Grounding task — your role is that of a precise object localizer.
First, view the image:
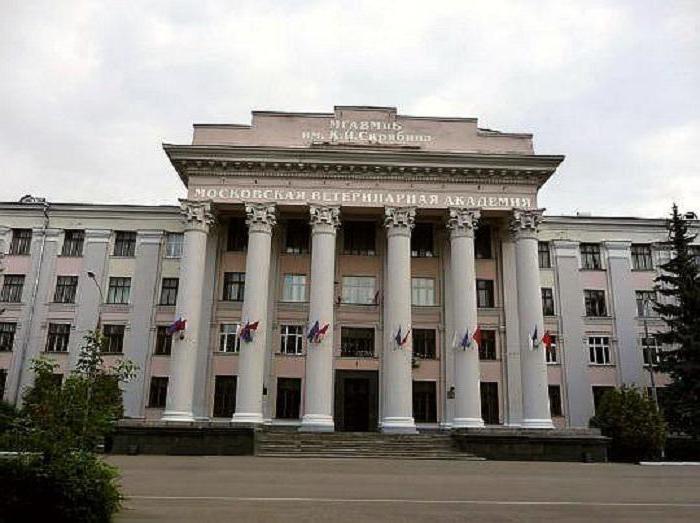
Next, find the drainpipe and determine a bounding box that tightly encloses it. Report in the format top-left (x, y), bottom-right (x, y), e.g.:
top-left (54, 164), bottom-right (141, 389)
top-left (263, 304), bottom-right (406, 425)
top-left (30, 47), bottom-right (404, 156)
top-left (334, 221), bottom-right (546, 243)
top-left (12, 199), bottom-right (50, 404)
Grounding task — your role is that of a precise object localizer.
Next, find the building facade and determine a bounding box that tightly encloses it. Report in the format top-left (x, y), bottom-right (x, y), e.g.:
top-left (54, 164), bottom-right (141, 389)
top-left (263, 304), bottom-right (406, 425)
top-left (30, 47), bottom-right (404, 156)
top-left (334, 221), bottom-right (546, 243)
top-left (0, 106), bottom-right (696, 432)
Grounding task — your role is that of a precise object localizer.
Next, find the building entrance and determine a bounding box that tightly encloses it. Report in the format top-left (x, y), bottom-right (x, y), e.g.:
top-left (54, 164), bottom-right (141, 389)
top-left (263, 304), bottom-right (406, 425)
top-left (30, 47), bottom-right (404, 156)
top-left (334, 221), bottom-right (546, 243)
top-left (334, 370), bottom-right (378, 432)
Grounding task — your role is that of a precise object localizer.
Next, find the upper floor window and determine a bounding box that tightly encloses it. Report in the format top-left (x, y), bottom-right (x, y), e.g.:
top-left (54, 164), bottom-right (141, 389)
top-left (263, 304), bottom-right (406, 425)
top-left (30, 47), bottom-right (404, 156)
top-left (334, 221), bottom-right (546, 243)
top-left (642, 337), bottom-right (661, 367)
top-left (341, 276), bottom-right (376, 305)
top-left (102, 324), bottom-right (125, 354)
top-left (0, 275), bottom-right (25, 303)
top-left (9, 229), bottom-right (32, 255)
top-left (541, 288), bottom-right (555, 316)
top-left (159, 278), bottom-right (179, 306)
top-left (219, 323), bottom-right (241, 353)
top-left (165, 233), bottom-right (184, 258)
top-left (474, 225), bottom-right (492, 259)
top-left (226, 218), bottom-right (248, 252)
top-left (280, 324), bottom-right (304, 355)
top-left (545, 334), bottom-right (558, 364)
top-left (282, 274), bottom-right (307, 302)
top-left (631, 244), bottom-right (653, 271)
top-left (584, 289), bottom-right (607, 317)
top-left (107, 277), bottom-right (131, 304)
top-left (413, 329), bottom-right (436, 359)
top-left (478, 330), bottom-right (497, 360)
top-left (580, 243), bottom-right (602, 270)
top-left (53, 276), bottom-right (78, 304)
top-left (340, 327), bottom-right (375, 357)
top-left (45, 323), bottom-right (71, 353)
top-left (285, 220), bottom-right (309, 254)
top-left (61, 230), bottom-right (84, 257)
top-left (342, 222), bottom-right (375, 255)
top-left (411, 277), bottom-right (436, 306)
top-left (154, 326), bottom-right (172, 355)
top-left (222, 272), bottom-right (245, 301)
top-left (476, 279), bottom-right (494, 308)
top-left (588, 336), bottom-right (611, 365)
top-left (113, 231), bottom-right (136, 257)
top-left (635, 290), bottom-right (657, 317)
top-left (0, 322), bottom-right (17, 352)
top-left (538, 241), bottom-right (551, 268)
top-left (411, 223), bottom-right (434, 257)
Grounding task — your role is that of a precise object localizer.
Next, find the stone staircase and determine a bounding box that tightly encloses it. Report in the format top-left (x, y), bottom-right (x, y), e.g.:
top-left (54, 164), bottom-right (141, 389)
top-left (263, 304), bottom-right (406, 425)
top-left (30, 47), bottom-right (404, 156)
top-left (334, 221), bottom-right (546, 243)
top-left (255, 429), bottom-right (484, 460)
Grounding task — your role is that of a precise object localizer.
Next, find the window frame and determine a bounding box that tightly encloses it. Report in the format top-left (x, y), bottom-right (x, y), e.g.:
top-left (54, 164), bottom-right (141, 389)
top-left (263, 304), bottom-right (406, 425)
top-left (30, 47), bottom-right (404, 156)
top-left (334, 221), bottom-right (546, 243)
top-left (538, 241), bottom-right (552, 268)
top-left (411, 223), bottom-right (434, 258)
top-left (474, 225), bottom-right (493, 260)
top-left (548, 385), bottom-right (563, 417)
top-left (412, 329), bottom-right (436, 359)
top-left (155, 326), bottom-right (173, 355)
top-left (341, 276), bottom-right (376, 305)
top-left (588, 336), bottom-right (611, 365)
top-left (9, 229), bottom-right (32, 255)
top-left (284, 220), bottom-right (310, 254)
top-left (159, 278), bottom-right (179, 306)
top-left (340, 327), bottom-right (375, 357)
top-left (342, 222), bottom-right (376, 255)
top-left (0, 322), bottom-right (17, 352)
top-left (541, 287), bottom-right (555, 316)
top-left (222, 272), bottom-right (245, 302)
top-left (0, 274), bottom-right (25, 303)
top-left (148, 377), bottom-right (169, 408)
top-left (635, 290), bottom-right (657, 317)
top-left (280, 324), bottom-right (304, 355)
top-left (53, 275), bottom-right (78, 304)
top-left (631, 244), bottom-right (653, 271)
top-left (107, 277), bottom-right (131, 305)
top-left (219, 323), bottom-right (241, 353)
top-left (102, 324), bottom-right (125, 354)
top-left (61, 230), bottom-right (85, 257)
top-left (478, 329), bottom-right (497, 360)
top-left (165, 232), bottom-right (184, 258)
top-left (476, 279), bottom-right (495, 308)
top-left (281, 274), bottom-right (307, 303)
top-left (580, 243), bottom-right (602, 270)
top-left (45, 323), bottom-right (71, 353)
top-left (113, 231), bottom-right (137, 257)
top-left (226, 218), bottom-right (248, 252)
top-left (584, 289), bottom-right (607, 317)
top-left (411, 277), bottom-right (436, 306)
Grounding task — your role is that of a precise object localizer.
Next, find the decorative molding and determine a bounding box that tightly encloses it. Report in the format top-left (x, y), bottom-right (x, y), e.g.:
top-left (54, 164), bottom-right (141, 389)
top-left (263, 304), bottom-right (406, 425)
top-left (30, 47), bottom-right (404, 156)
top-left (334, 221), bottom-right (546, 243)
top-left (180, 199), bottom-right (215, 233)
top-left (309, 205), bottom-right (341, 230)
top-left (245, 203), bottom-right (277, 233)
top-left (510, 208), bottom-right (544, 240)
top-left (446, 207), bottom-right (480, 238)
top-left (384, 207), bottom-right (416, 234)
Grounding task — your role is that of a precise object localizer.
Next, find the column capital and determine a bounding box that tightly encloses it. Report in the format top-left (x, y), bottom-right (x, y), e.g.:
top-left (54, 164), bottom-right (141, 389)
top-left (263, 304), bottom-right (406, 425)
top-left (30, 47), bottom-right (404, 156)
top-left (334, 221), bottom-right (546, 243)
top-left (245, 202), bottom-right (277, 234)
top-left (309, 205), bottom-right (340, 234)
top-left (180, 199), bottom-right (215, 233)
top-left (509, 208), bottom-right (544, 241)
top-left (447, 207), bottom-right (480, 238)
top-left (384, 207), bottom-right (415, 237)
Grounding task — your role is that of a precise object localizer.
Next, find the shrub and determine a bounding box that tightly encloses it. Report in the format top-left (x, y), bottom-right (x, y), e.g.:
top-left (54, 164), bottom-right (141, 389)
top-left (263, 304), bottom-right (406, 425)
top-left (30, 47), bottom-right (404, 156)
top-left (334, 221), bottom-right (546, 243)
top-left (590, 386), bottom-right (666, 462)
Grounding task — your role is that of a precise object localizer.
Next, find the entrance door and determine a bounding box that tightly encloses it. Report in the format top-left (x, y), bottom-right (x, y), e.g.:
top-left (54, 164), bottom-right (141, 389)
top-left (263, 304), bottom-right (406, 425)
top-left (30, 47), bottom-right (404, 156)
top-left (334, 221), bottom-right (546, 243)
top-left (480, 382), bottom-right (500, 425)
top-left (334, 370), bottom-right (378, 432)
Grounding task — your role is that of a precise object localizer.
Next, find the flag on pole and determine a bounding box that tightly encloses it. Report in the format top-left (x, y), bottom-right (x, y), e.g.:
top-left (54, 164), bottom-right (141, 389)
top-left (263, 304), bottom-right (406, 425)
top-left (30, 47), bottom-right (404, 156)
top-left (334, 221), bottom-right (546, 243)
top-left (239, 320), bottom-right (259, 343)
top-left (316, 323), bottom-right (329, 341)
top-left (395, 326), bottom-right (410, 347)
top-left (166, 317), bottom-right (186, 336)
top-left (471, 326), bottom-right (482, 349)
top-left (306, 321), bottom-right (320, 342)
top-left (458, 330), bottom-right (470, 350)
top-left (529, 325), bottom-right (539, 350)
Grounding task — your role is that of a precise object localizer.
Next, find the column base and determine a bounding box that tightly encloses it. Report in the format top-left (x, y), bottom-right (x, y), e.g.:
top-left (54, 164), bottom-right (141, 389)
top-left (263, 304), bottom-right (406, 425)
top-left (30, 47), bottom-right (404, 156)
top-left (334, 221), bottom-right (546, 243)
top-left (231, 412), bottom-right (264, 425)
top-left (452, 417), bottom-right (485, 428)
top-left (161, 410), bottom-right (195, 422)
top-left (299, 414), bottom-right (335, 432)
top-left (380, 417), bottom-right (418, 434)
top-left (522, 418), bottom-right (555, 429)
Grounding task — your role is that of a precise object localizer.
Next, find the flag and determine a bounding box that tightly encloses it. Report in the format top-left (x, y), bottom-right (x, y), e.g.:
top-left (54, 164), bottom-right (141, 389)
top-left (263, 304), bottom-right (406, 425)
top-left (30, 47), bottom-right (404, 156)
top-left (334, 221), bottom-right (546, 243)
top-left (401, 328), bottom-right (411, 346)
top-left (306, 320), bottom-right (320, 342)
top-left (316, 323), bottom-right (329, 341)
top-left (542, 330), bottom-right (554, 351)
top-left (459, 330), bottom-right (470, 350)
top-left (394, 326), bottom-right (403, 346)
top-left (471, 326), bottom-right (482, 349)
top-left (529, 325), bottom-right (539, 350)
top-left (394, 326), bottom-right (410, 347)
top-left (166, 317), bottom-right (186, 336)
top-left (239, 320), bottom-right (259, 343)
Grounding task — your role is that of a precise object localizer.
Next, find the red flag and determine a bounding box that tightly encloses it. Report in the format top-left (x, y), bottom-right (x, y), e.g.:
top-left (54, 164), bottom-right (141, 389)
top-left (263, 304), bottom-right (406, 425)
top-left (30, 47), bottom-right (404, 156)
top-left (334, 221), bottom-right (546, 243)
top-left (472, 326), bottom-right (482, 347)
top-left (248, 321), bottom-right (259, 331)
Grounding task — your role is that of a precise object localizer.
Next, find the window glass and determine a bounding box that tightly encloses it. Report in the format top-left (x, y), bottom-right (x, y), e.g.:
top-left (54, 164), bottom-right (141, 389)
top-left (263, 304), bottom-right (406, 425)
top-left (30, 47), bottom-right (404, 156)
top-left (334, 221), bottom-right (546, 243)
top-left (107, 277), bottom-right (131, 304)
top-left (588, 336), bottom-right (611, 365)
top-left (219, 323), bottom-right (241, 353)
top-left (411, 278), bottom-right (435, 306)
top-left (341, 276), bottom-right (376, 304)
top-left (476, 279), bottom-right (494, 308)
top-left (280, 325), bottom-right (304, 355)
top-left (282, 274), bottom-right (307, 302)
top-left (342, 222), bottom-right (376, 255)
top-left (165, 233), bottom-right (184, 258)
top-left (411, 224), bottom-right (434, 257)
top-left (340, 327), bottom-right (375, 357)
top-left (223, 272), bottom-right (245, 301)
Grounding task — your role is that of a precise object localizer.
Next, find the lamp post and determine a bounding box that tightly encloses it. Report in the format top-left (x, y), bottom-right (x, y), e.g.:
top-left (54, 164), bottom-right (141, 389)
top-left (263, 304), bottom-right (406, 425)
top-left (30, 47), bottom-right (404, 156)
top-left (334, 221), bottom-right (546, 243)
top-left (87, 271), bottom-right (103, 332)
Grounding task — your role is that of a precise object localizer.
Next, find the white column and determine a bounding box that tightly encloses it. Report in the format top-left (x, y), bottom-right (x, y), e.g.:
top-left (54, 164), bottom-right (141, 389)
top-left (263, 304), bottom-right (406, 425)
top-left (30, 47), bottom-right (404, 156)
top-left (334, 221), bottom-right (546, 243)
top-left (381, 207), bottom-right (417, 434)
top-left (232, 203), bottom-right (277, 425)
top-left (162, 200), bottom-right (214, 422)
top-left (447, 208), bottom-right (484, 428)
top-left (300, 205), bottom-right (340, 432)
top-left (511, 209), bottom-right (554, 429)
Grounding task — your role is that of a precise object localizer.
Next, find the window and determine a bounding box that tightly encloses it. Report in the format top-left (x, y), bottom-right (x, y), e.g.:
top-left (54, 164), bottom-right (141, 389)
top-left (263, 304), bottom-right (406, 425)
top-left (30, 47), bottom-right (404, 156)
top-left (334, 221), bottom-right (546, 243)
top-left (541, 288), bottom-right (555, 316)
top-left (413, 381), bottom-right (437, 423)
top-left (580, 243), bottom-right (602, 270)
top-left (474, 225), bottom-right (492, 259)
top-left (548, 385), bottom-right (563, 417)
top-left (0, 323), bottom-right (17, 352)
top-left (285, 220), bottom-right (309, 254)
top-left (61, 230), bottom-right (84, 256)
top-left (113, 231), bottom-right (136, 257)
top-left (53, 276), bottom-right (78, 304)
top-left (282, 274), bottom-right (307, 302)
top-left (545, 335), bottom-right (558, 364)
top-left (9, 229), bottom-right (32, 255)
top-left (0, 275), bottom-right (25, 303)
top-left (213, 376), bottom-right (237, 417)
top-left (413, 329), bottom-right (436, 359)
top-left (538, 241), bottom-right (551, 268)
top-left (280, 325), bottom-right (304, 355)
top-left (159, 278), bottom-right (179, 306)
top-left (411, 278), bottom-right (435, 306)
top-left (631, 244), bottom-right (653, 271)
top-left (476, 279), bottom-right (494, 308)
top-left (478, 330), bottom-right (497, 360)
top-left (480, 382), bottom-right (500, 425)
top-left (155, 326), bottom-right (172, 355)
top-left (584, 290), bottom-right (607, 317)
top-left (148, 377), bottom-right (169, 408)
top-left (107, 277), bottom-right (131, 304)
top-left (342, 222), bottom-right (376, 255)
top-left (340, 327), bottom-right (375, 357)
top-left (0, 369), bottom-right (6, 398)
top-left (276, 377), bottom-right (301, 419)
top-left (341, 276), bottom-right (376, 304)
top-left (636, 290), bottom-right (656, 317)
top-left (692, 246), bottom-right (700, 269)
top-left (226, 218), bottom-right (248, 251)
top-left (222, 272), bottom-right (245, 301)
top-left (588, 336), bottom-right (611, 365)
top-left (165, 233), bottom-right (184, 258)
top-left (102, 324), bottom-right (125, 354)
top-left (592, 386), bottom-right (615, 414)
top-left (45, 323), bottom-right (70, 353)
top-left (219, 324), bottom-right (240, 353)
top-left (642, 337), bottom-right (661, 367)
top-left (411, 223), bottom-right (434, 257)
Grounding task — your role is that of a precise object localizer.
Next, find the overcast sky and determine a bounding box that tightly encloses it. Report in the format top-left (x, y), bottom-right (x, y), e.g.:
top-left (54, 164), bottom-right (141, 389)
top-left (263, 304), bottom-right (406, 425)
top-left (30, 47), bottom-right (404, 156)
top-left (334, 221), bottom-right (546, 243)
top-left (1, 0), bottom-right (698, 218)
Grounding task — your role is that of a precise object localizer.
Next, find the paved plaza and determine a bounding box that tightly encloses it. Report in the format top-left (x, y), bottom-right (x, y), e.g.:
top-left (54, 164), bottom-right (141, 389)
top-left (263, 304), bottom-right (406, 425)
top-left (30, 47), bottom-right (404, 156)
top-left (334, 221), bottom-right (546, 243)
top-left (109, 456), bottom-right (700, 522)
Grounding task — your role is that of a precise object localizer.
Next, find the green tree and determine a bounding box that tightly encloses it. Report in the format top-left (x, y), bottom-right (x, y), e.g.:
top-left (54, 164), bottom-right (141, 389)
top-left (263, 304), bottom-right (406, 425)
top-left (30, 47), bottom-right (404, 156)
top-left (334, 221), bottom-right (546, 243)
top-left (590, 386), bottom-right (666, 461)
top-left (654, 204), bottom-right (700, 438)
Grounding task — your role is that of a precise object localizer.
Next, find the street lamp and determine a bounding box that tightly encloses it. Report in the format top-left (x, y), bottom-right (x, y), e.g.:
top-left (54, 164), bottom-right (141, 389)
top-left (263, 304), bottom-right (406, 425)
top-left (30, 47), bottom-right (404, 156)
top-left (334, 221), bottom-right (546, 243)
top-left (87, 271), bottom-right (104, 332)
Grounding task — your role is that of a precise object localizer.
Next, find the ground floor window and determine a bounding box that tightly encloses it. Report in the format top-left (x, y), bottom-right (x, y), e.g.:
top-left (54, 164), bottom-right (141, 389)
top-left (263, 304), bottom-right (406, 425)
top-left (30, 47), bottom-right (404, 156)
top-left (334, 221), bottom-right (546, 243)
top-left (213, 375), bottom-right (237, 418)
top-left (548, 385), bottom-right (563, 417)
top-left (412, 381), bottom-right (437, 423)
top-left (480, 382), bottom-right (500, 425)
top-left (276, 377), bottom-right (301, 419)
top-left (148, 377), bottom-right (168, 408)
top-left (592, 385), bottom-right (615, 414)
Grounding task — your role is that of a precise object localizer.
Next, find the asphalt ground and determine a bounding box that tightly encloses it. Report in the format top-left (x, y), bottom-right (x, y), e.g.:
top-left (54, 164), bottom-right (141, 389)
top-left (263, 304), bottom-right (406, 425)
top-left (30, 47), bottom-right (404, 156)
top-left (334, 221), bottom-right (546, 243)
top-left (108, 456), bottom-right (700, 522)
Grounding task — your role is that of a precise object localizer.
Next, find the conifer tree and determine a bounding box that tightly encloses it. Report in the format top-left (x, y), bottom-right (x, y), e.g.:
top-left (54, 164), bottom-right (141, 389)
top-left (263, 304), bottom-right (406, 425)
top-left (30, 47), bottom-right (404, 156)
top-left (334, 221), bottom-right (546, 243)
top-left (654, 204), bottom-right (700, 438)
